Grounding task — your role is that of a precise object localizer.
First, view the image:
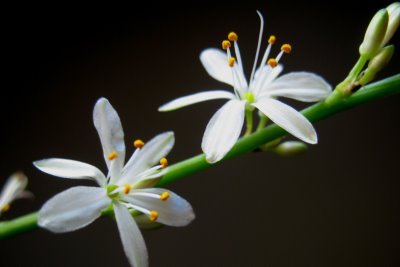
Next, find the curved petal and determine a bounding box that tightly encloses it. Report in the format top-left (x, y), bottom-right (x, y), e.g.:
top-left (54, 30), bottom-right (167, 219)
top-left (119, 132), bottom-right (174, 185)
top-left (201, 99), bottom-right (246, 163)
top-left (200, 48), bottom-right (234, 86)
top-left (33, 158), bottom-right (106, 187)
top-left (253, 98), bottom-right (317, 144)
top-left (114, 202), bottom-right (148, 267)
top-left (123, 188), bottom-right (195, 227)
top-left (260, 72), bottom-right (332, 102)
top-left (93, 98), bottom-right (125, 182)
top-left (38, 186), bottom-right (110, 233)
top-left (0, 172), bottom-right (28, 212)
top-left (158, 90), bottom-right (235, 112)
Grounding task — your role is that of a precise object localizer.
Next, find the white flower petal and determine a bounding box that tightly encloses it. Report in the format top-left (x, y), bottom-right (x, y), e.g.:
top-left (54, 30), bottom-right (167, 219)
top-left (252, 64), bottom-right (284, 96)
top-left (200, 48), bottom-right (234, 86)
top-left (119, 132), bottom-right (174, 185)
top-left (114, 202), bottom-right (148, 267)
top-left (93, 98), bottom-right (125, 182)
top-left (0, 172), bottom-right (28, 212)
top-left (201, 99), bottom-right (246, 163)
top-left (260, 72), bottom-right (332, 102)
top-left (38, 186), bottom-right (110, 233)
top-left (34, 158), bottom-right (107, 187)
top-left (123, 188), bottom-right (195, 227)
top-left (158, 90), bottom-right (235, 112)
top-left (253, 98), bottom-right (317, 144)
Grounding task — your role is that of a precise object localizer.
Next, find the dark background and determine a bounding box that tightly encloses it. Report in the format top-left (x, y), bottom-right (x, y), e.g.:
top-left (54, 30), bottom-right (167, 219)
top-left (1, 1), bottom-right (399, 266)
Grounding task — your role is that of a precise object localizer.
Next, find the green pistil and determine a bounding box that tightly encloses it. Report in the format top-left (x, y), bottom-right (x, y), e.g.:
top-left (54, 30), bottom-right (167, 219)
top-left (106, 184), bottom-right (119, 198)
top-left (244, 92), bottom-right (255, 103)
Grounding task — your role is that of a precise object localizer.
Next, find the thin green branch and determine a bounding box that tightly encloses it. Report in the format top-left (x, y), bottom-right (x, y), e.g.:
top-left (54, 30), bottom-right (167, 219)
top-left (0, 74), bottom-right (399, 240)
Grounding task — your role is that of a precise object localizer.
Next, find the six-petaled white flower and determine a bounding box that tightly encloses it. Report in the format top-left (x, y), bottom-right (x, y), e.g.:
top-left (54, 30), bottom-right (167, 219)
top-left (34, 98), bottom-right (195, 267)
top-left (0, 172), bottom-right (31, 216)
top-left (159, 12), bottom-right (332, 163)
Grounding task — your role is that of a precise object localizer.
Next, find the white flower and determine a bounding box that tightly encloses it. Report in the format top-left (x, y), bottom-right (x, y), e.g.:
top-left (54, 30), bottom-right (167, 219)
top-left (159, 12), bottom-right (332, 163)
top-left (34, 98), bottom-right (195, 267)
top-left (0, 172), bottom-right (31, 216)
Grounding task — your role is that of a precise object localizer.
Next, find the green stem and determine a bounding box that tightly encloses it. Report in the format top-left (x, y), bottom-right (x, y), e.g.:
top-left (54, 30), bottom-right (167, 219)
top-left (244, 109), bottom-right (253, 136)
top-left (256, 114), bottom-right (269, 132)
top-left (1, 74), bottom-right (399, 240)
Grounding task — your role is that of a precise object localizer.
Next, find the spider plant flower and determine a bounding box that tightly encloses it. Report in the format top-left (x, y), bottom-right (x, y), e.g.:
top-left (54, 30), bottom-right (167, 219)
top-left (0, 172), bottom-right (31, 216)
top-left (34, 98), bottom-right (195, 267)
top-left (159, 12), bottom-right (331, 163)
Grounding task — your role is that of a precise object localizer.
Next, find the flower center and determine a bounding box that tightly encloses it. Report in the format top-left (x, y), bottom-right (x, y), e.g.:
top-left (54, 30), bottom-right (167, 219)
top-left (106, 184), bottom-right (119, 198)
top-left (244, 92), bottom-right (255, 103)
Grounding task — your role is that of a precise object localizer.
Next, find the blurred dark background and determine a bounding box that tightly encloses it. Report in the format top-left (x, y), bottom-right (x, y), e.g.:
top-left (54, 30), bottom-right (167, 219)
top-left (1, 0), bottom-right (399, 266)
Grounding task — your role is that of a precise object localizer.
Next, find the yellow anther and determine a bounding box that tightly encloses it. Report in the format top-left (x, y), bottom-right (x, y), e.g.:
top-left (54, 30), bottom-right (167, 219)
top-left (133, 139), bottom-right (144, 149)
top-left (2, 204), bottom-right (10, 212)
top-left (222, 40), bottom-right (231, 50)
top-left (228, 57), bottom-right (235, 67)
top-left (160, 157), bottom-right (168, 168)
top-left (281, 44), bottom-right (292, 54)
top-left (107, 151), bottom-right (118, 160)
top-left (228, 32), bottom-right (238, 41)
top-left (149, 210), bottom-right (159, 221)
top-left (160, 192), bottom-right (170, 201)
top-left (268, 35), bottom-right (276, 44)
top-left (267, 58), bottom-right (278, 68)
top-left (123, 184), bottom-right (133, 194)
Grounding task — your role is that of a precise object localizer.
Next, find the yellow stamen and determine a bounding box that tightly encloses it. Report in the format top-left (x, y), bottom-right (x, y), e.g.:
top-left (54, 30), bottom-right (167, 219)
top-left (267, 58), bottom-right (278, 68)
top-left (228, 57), bottom-right (235, 67)
top-left (133, 139), bottom-right (144, 149)
top-left (2, 204), bottom-right (10, 212)
top-left (268, 35), bottom-right (276, 44)
top-left (107, 151), bottom-right (118, 160)
top-left (123, 184), bottom-right (133, 194)
top-left (160, 157), bottom-right (168, 168)
top-left (228, 32), bottom-right (238, 41)
top-left (149, 210), bottom-right (158, 221)
top-left (160, 192), bottom-right (170, 201)
top-left (281, 44), bottom-right (292, 54)
top-left (222, 40), bottom-right (231, 50)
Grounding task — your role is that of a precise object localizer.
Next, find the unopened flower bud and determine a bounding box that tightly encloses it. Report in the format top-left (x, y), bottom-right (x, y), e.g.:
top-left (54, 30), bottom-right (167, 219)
top-left (359, 9), bottom-right (389, 58)
top-left (359, 45), bottom-right (395, 85)
top-left (274, 141), bottom-right (308, 157)
top-left (382, 2), bottom-right (400, 46)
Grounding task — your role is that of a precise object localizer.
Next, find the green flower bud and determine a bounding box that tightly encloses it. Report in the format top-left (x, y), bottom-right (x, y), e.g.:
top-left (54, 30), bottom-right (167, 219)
top-left (274, 141), bottom-right (308, 157)
top-left (359, 45), bottom-right (395, 85)
top-left (359, 9), bottom-right (389, 58)
top-left (382, 2), bottom-right (400, 46)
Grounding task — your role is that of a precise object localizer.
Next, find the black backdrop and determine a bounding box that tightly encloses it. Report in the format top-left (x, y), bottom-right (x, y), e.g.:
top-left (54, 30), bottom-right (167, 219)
top-left (1, 1), bottom-right (399, 266)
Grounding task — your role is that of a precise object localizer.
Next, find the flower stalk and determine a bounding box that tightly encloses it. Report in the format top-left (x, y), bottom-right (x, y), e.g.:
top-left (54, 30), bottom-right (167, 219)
top-left (1, 74), bottom-right (399, 240)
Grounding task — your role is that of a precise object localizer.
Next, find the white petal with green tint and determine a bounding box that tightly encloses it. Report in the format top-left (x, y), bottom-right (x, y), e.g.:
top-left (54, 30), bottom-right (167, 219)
top-left (253, 98), bottom-right (317, 144)
top-left (38, 186), bottom-right (110, 233)
top-left (34, 158), bottom-right (107, 187)
top-left (158, 90), bottom-right (235, 112)
top-left (201, 99), bottom-right (246, 163)
top-left (261, 72), bottom-right (332, 102)
top-left (200, 48), bottom-right (234, 86)
top-left (252, 64), bottom-right (284, 96)
top-left (0, 172), bottom-right (28, 213)
top-left (93, 97), bottom-right (125, 182)
top-left (123, 188), bottom-right (195, 227)
top-left (114, 202), bottom-right (148, 267)
top-left (120, 132), bottom-right (174, 185)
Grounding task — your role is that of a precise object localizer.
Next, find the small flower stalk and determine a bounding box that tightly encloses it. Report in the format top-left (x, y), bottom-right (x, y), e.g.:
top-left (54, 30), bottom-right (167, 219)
top-left (35, 98), bottom-right (195, 267)
top-left (0, 172), bottom-right (31, 217)
top-left (160, 12), bottom-right (331, 163)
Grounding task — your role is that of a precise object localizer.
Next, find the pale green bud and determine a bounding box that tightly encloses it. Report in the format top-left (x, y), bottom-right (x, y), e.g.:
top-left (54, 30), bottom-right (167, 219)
top-left (359, 9), bottom-right (389, 58)
top-left (382, 2), bottom-right (400, 46)
top-left (359, 45), bottom-right (395, 85)
top-left (274, 141), bottom-right (308, 157)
